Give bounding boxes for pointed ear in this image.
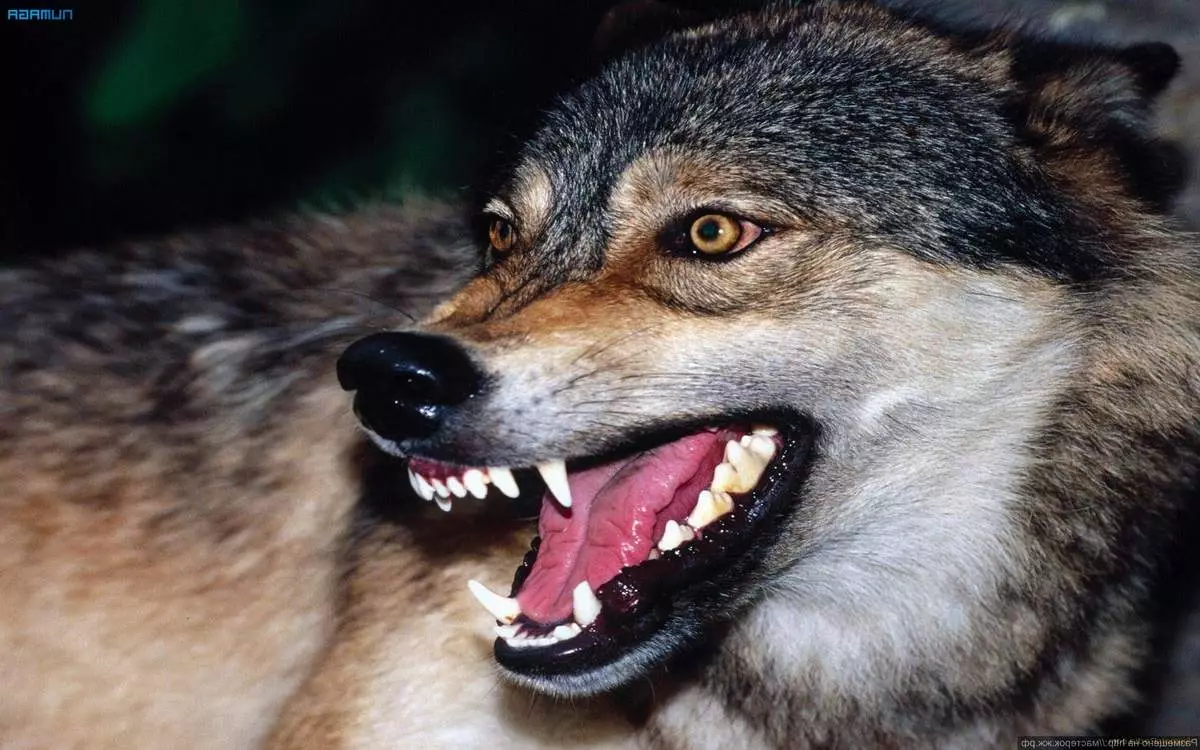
[1116,41,1181,99]
[1010,38,1186,212]
[592,1,710,63]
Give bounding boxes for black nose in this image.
[336,332,483,441]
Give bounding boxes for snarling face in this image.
[337,2,1182,698]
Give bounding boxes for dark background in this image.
[3,0,1196,260]
[0,1,652,257]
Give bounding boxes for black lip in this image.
[494,415,817,681]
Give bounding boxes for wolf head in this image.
[337,0,1198,731]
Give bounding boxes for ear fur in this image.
[1010,37,1187,212]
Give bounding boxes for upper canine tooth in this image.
[537,460,573,509]
[408,469,435,501]
[487,467,520,498]
[462,469,489,499]
[687,489,734,529]
[572,581,602,627]
[445,476,468,498]
[468,579,521,624]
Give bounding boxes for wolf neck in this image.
[649,257,1200,746]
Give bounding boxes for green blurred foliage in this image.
[87,0,247,130]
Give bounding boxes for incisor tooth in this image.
[446,476,468,498]
[537,460,573,509]
[462,469,488,499]
[430,479,450,498]
[572,581,601,627]
[468,579,521,624]
[687,489,734,529]
[552,623,582,641]
[488,467,520,498]
[409,469,435,501]
[751,425,779,437]
[495,624,521,639]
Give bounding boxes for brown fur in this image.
[2,2,1199,748]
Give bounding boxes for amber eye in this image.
[688,214,742,255]
[487,218,517,253]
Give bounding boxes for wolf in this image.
[2,1,1198,748]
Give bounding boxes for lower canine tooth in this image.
[446,477,468,498]
[572,581,602,628]
[468,579,521,624]
[488,467,520,498]
[552,623,582,641]
[462,469,488,499]
[435,495,452,512]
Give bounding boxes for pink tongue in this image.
[515,431,726,624]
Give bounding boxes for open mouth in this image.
[404,419,811,693]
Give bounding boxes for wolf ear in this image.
[1010,38,1186,211]
[592,1,710,62]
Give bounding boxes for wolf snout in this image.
[336,332,483,441]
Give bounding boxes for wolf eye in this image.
[487,218,517,253]
[673,213,764,258]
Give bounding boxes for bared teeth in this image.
[430,479,450,499]
[552,623,582,640]
[656,520,696,551]
[711,437,770,494]
[487,467,520,498]
[467,579,521,624]
[462,469,489,499]
[686,489,734,529]
[498,622,584,650]
[537,460,573,509]
[495,623,520,639]
[572,581,602,627]
[747,434,777,462]
[710,463,741,494]
[657,519,696,551]
[445,476,468,498]
[408,468,435,501]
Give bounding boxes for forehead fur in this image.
[502,0,1166,284]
